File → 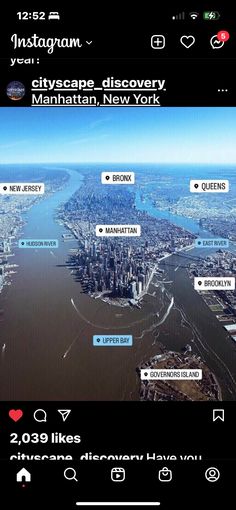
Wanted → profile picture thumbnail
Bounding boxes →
[6,81,25,101]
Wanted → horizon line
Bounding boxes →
[0,161,235,165]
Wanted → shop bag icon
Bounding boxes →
[158,467,172,482]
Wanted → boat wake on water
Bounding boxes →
[71,297,79,314]
[62,335,78,359]
[1,343,6,359]
[62,299,86,359]
[135,296,174,340]
[70,297,159,330]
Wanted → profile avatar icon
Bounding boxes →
[6,81,25,101]
[205,467,220,482]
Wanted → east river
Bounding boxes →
[0,168,236,400]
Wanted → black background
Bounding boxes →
[0,4,235,106]
[0,4,235,509]
[1,402,234,508]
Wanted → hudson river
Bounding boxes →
[1,166,236,400]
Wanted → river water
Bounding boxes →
[0,167,170,400]
[135,190,204,234]
[135,191,236,400]
[1,166,236,401]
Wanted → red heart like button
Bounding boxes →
[9,409,23,422]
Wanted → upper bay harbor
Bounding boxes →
[1,163,236,401]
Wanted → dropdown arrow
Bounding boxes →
[86,41,93,45]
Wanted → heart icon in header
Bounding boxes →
[180,35,196,49]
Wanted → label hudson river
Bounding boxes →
[1,167,236,400]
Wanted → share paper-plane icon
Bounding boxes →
[58,409,71,422]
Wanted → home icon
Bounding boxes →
[16,468,31,483]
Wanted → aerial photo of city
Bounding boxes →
[0,106,236,401]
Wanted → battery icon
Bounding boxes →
[203,11,220,20]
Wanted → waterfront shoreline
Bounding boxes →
[1,165,236,401]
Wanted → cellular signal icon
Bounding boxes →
[172,12,185,20]
[189,12,199,20]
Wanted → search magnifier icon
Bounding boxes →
[33,409,47,423]
[64,467,78,482]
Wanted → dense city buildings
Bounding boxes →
[189,250,236,342]
[1,164,236,401]
[57,175,196,306]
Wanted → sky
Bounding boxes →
[0,107,236,164]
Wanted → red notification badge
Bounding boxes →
[217,30,230,42]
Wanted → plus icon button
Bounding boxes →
[151,35,166,49]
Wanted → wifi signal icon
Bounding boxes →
[189,12,199,20]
